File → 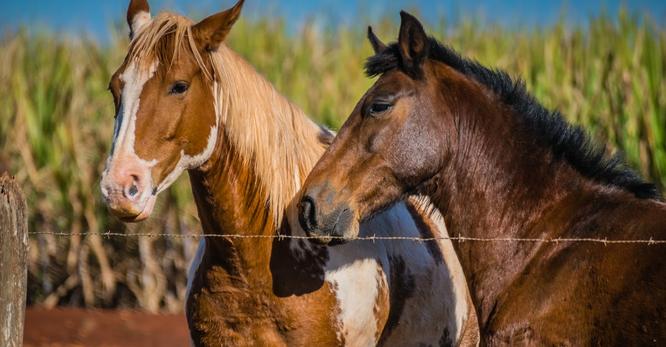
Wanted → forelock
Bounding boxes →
[364,43,401,77]
[127,12,213,80]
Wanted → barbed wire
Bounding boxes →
[27,231,666,245]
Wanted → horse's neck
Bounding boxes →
[187,139,274,281]
[431,97,587,324]
[187,45,325,279]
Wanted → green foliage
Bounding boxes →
[0,13,664,310]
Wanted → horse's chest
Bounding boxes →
[324,256,389,347]
[186,257,388,347]
[186,274,353,346]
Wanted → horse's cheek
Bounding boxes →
[390,123,439,183]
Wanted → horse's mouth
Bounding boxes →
[116,194,157,223]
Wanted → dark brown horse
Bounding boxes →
[100,1,479,345]
[297,11,666,345]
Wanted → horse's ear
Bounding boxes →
[127,0,151,38]
[367,26,387,54]
[193,0,244,52]
[397,11,429,78]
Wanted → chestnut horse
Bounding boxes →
[100,1,479,346]
[297,11,666,346]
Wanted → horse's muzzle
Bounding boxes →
[298,193,354,245]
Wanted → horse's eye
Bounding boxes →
[369,102,392,116]
[169,81,189,95]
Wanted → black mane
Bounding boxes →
[365,38,661,200]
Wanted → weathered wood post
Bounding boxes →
[0,174,28,347]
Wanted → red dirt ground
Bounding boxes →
[24,307,190,347]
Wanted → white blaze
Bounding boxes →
[101,60,158,207]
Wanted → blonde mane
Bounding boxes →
[130,12,328,227]
[211,46,328,226]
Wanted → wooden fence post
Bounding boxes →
[0,174,28,347]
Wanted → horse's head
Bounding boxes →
[101,0,244,222]
[298,12,453,242]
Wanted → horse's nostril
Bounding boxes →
[128,184,139,197]
[298,196,317,233]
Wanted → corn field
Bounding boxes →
[0,11,664,312]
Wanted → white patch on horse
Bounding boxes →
[429,207,470,343]
[130,11,151,38]
[322,205,427,346]
[185,240,205,347]
[185,238,206,347]
[101,60,158,205]
[108,61,157,161]
[186,238,206,310]
[363,201,466,346]
[325,254,382,347]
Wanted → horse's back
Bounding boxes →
[485,198,666,345]
[599,201,666,344]
[591,197,666,339]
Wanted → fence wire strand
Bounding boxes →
[27,231,666,245]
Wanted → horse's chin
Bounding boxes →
[118,194,157,223]
[308,219,361,246]
[337,220,361,245]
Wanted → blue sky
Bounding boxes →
[1,1,665,41]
